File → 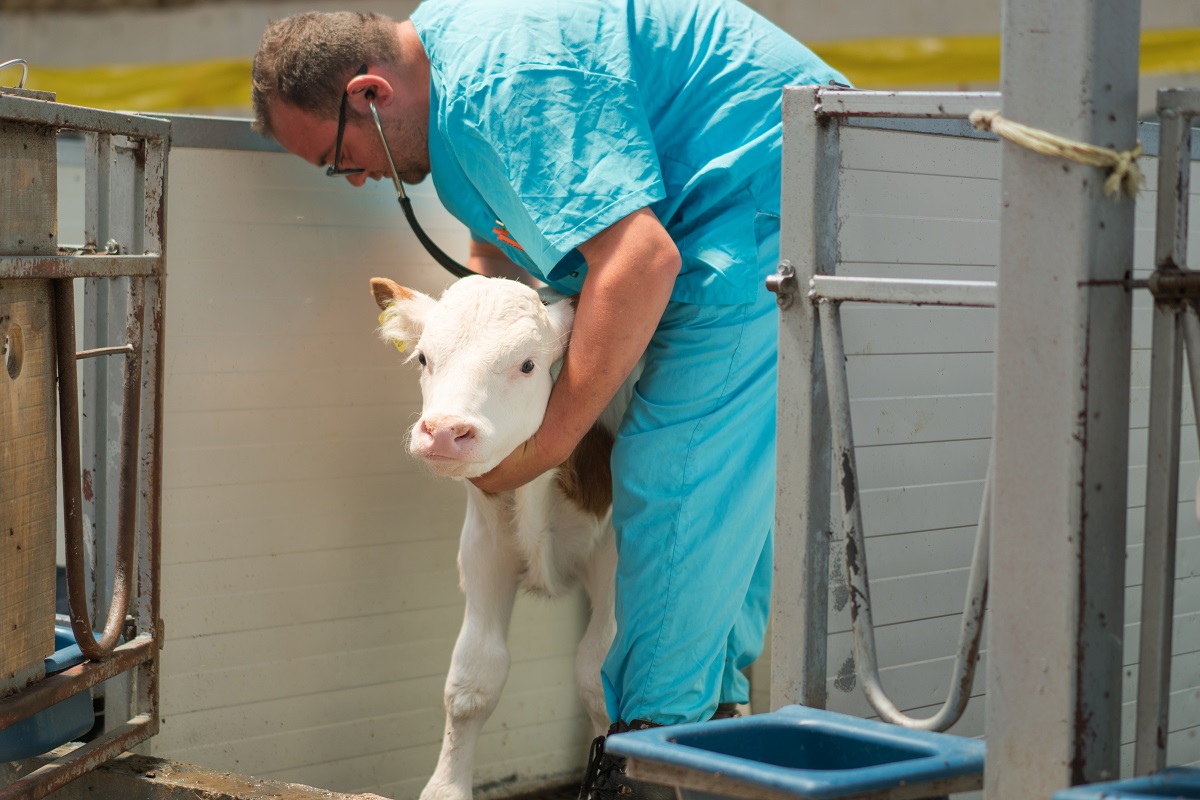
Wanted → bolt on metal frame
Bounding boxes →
[769,86,1000,734]
[0,90,168,800]
[1133,86,1200,777]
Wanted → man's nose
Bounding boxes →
[346,172,368,188]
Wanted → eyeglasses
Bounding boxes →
[326,64,369,177]
[324,63,472,279]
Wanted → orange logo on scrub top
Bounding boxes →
[492,219,524,251]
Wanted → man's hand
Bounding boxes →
[468,206,680,494]
[468,434,557,494]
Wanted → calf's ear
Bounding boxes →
[370,277,436,354]
[544,297,577,356]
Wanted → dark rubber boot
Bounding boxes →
[578,720,675,800]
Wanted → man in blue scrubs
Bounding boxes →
[252,3,845,798]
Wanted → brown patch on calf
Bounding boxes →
[556,424,614,518]
[370,277,414,310]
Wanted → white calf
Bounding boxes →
[371,275,626,800]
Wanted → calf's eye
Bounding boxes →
[520,359,535,374]
[417,352,427,367]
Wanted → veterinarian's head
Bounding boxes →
[251,11,432,188]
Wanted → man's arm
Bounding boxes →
[469,238,541,285]
[469,206,681,493]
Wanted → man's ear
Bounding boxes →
[370,277,435,354]
[347,73,394,112]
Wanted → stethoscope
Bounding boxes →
[366,96,474,279]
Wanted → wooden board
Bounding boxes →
[0,279,58,695]
[0,115,58,695]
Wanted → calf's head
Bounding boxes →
[371,275,575,479]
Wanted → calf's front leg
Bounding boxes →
[576,530,617,736]
[421,504,521,800]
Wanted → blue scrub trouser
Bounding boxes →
[601,218,779,726]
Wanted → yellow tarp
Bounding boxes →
[2,29,1198,113]
[812,28,1200,89]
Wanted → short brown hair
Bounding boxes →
[251,11,403,137]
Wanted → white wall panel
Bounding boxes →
[48,130,597,798]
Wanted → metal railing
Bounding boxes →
[0,88,168,800]
[1133,87,1200,776]
[769,88,1002,731]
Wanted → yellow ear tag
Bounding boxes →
[378,311,406,353]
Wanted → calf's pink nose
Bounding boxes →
[419,415,477,456]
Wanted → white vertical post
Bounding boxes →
[985,1,1140,797]
[770,87,838,711]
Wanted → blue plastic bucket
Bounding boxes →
[0,627,96,762]
[1052,768,1200,800]
[605,705,986,800]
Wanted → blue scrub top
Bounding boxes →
[411,0,845,304]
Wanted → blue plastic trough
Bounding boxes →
[1053,768,1200,800]
[0,627,96,762]
[604,705,986,800]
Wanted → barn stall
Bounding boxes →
[2,3,1200,799]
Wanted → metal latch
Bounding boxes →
[766,260,798,309]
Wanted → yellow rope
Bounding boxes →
[968,109,1145,200]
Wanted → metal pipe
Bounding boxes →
[814,89,1002,120]
[75,344,133,360]
[0,59,28,89]
[1182,308,1200,453]
[809,275,997,308]
[1133,88,1196,775]
[818,299,990,732]
[1156,88,1200,128]
[0,255,162,279]
[1133,300,1184,776]
[0,638,154,732]
[55,278,144,661]
[771,85,839,711]
[0,93,169,139]
[0,715,155,800]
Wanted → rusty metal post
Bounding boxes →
[0,88,168,800]
[1133,87,1198,777]
[984,0,1140,796]
[770,86,837,711]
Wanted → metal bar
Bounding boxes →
[985,0,1139,795]
[75,344,133,360]
[0,638,154,732]
[771,86,838,711]
[1184,309,1200,454]
[1133,87,1196,776]
[1156,88,1200,120]
[1154,96,1193,272]
[55,278,144,661]
[1134,301,1184,776]
[85,132,109,252]
[0,93,169,139]
[0,255,162,279]
[135,134,168,726]
[0,715,155,800]
[813,89,1002,119]
[809,275,997,307]
[818,299,990,732]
